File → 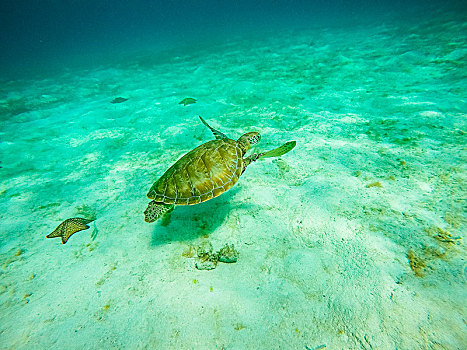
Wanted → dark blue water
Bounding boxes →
[1,0,464,78]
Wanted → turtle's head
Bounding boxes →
[237,132,261,153]
[144,201,174,223]
[144,201,160,223]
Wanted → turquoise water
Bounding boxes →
[1,4,466,350]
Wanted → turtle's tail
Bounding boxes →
[144,201,174,223]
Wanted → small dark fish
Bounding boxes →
[111,97,128,104]
[179,97,197,106]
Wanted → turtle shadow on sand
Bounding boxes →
[149,190,241,246]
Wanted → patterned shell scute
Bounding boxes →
[147,139,243,205]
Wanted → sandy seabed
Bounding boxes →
[1,14,466,350]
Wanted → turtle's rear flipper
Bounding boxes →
[259,141,296,159]
[144,201,175,223]
[199,116,228,140]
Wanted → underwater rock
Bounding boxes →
[185,238,242,271]
[111,97,128,104]
[178,97,197,106]
[195,242,218,270]
[195,255,218,270]
[218,244,239,263]
[196,241,213,256]
[193,242,240,269]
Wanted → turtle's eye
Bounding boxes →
[249,133,261,145]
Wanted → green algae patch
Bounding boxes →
[366,181,383,188]
[407,250,427,277]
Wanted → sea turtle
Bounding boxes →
[143,116,296,222]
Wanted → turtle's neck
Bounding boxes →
[237,140,250,156]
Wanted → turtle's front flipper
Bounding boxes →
[242,141,296,173]
[199,116,228,140]
[258,141,296,159]
[144,201,175,223]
